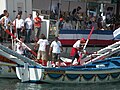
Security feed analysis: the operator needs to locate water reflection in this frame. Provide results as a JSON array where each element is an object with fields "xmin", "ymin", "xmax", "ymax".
[{"xmin": 0, "ymin": 79, "xmax": 120, "ymax": 90}]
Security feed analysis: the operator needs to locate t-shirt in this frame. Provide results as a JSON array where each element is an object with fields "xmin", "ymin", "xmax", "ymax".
[
  {"xmin": 50, "ymin": 41, "xmax": 62, "ymax": 53},
  {"xmin": 16, "ymin": 42, "xmax": 26, "ymax": 55},
  {"xmin": 73, "ymin": 40, "xmax": 81, "ymax": 48},
  {"xmin": 13, "ymin": 18, "xmax": 24, "ymax": 29},
  {"xmin": 34, "ymin": 17, "xmax": 42, "ymax": 27},
  {"xmin": 37, "ymin": 39, "xmax": 49, "ymax": 51},
  {"xmin": 1, "ymin": 16, "xmax": 11, "ymax": 29},
  {"xmin": 25, "ymin": 17, "xmax": 33, "ymax": 29}
]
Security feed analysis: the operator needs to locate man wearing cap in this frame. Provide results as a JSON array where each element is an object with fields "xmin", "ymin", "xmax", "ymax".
[{"xmin": 70, "ymin": 38, "xmax": 86, "ymax": 65}]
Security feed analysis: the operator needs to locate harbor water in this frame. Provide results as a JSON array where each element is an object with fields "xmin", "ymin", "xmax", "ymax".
[{"xmin": 0, "ymin": 78, "xmax": 120, "ymax": 90}]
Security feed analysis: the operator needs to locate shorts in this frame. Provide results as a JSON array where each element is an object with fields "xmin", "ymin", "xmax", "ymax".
[
  {"xmin": 37, "ymin": 51, "xmax": 47, "ymax": 61},
  {"xmin": 70, "ymin": 47, "xmax": 77, "ymax": 56},
  {"xmin": 52, "ymin": 53, "xmax": 60, "ymax": 62}
]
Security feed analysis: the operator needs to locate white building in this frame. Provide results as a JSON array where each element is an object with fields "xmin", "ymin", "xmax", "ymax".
[{"xmin": 0, "ymin": 0, "xmax": 32, "ymax": 20}]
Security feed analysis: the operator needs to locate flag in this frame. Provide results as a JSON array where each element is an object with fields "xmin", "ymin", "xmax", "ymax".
[{"xmin": 113, "ymin": 27, "xmax": 120, "ymax": 39}]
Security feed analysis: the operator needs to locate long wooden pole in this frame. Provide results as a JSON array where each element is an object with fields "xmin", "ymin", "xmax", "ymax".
[
  {"xmin": 83, "ymin": 26, "xmax": 94, "ymax": 50},
  {"xmin": 5, "ymin": 30, "xmax": 37, "ymax": 57}
]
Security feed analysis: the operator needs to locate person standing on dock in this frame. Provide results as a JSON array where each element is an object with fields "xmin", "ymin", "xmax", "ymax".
[
  {"xmin": 70, "ymin": 38, "xmax": 86, "ymax": 65},
  {"xmin": 0, "ymin": 10, "xmax": 8, "ymax": 42},
  {"xmin": 13, "ymin": 14, "xmax": 24, "ymax": 39},
  {"xmin": 0, "ymin": 13, "xmax": 12, "ymax": 42},
  {"xmin": 24, "ymin": 14, "xmax": 33, "ymax": 43},
  {"xmin": 34, "ymin": 11, "xmax": 42, "ymax": 41},
  {"xmin": 49, "ymin": 37, "xmax": 63, "ymax": 67}
]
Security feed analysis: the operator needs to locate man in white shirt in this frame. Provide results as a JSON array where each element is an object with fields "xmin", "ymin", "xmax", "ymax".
[
  {"xmin": 49, "ymin": 37, "xmax": 63, "ymax": 66},
  {"xmin": 35, "ymin": 34, "xmax": 49, "ymax": 66},
  {"xmin": 24, "ymin": 14, "xmax": 33, "ymax": 43},
  {"xmin": 0, "ymin": 12, "xmax": 12, "ymax": 42},
  {"xmin": 70, "ymin": 38, "xmax": 86, "ymax": 65},
  {"xmin": 13, "ymin": 14, "xmax": 24, "ymax": 39},
  {"xmin": 0, "ymin": 10, "xmax": 8, "ymax": 42},
  {"xmin": 15, "ymin": 37, "xmax": 26, "ymax": 55}
]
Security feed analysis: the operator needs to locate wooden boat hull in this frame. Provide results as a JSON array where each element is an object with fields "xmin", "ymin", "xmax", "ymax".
[
  {"xmin": 16, "ymin": 57, "xmax": 120, "ymax": 83},
  {"xmin": 16, "ymin": 66, "xmax": 120, "ymax": 83},
  {"xmin": 40, "ymin": 69, "xmax": 120, "ymax": 83}
]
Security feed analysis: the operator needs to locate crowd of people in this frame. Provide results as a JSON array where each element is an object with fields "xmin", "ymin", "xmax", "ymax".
[
  {"xmin": 0, "ymin": 7, "xmax": 118, "ymax": 67},
  {"xmin": 14, "ymin": 34, "xmax": 87, "ymax": 67},
  {"xmin": 0, "ymin": 6, "xmax": 119, "ymax": 42},
  {"xmin": 14, "ymin": 34, "xmax": 64, "ymax": 67},
  {"xmin": 0, "ymin": 9, "xmax": 87, "ymax": 67},
  {"xmin": 0, "ymin": 9, "xmax": 64, "ymax": 67},
  {"xmin": 16, "ymin": 35, "xmax": 88, "ymax": 67},
  {"xmin": 50, "ymin": 6, "xmax": 117, "ymax": 30},
  {"xmin": 0, "ymin": 10, "xmax": 42, "ymax": 43}
]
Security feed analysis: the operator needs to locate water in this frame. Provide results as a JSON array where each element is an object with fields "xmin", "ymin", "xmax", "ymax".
[{"xmin": 0, "ymin": 78, "xmax": 120, "ymax": 90}]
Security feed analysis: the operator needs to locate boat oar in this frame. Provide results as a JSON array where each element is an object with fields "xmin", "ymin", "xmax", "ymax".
[
  {"xmin": 5, "ymin": 29, "xmax": 37, "ymax": 57},
  {"xmin": 83, "ymin": 26, "xmax": 94, "ymax": 50},
  {"xmin": 78, "ymin": 26, "xmax": 94, "ymax": 65}
]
